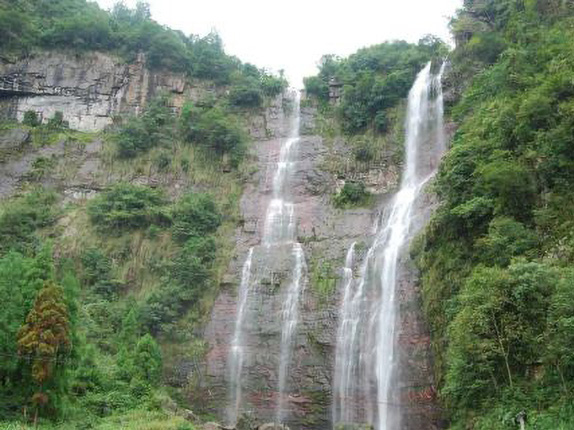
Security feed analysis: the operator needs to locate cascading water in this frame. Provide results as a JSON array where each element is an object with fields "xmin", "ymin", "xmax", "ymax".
[
  {"xmin": 227, "ymin": 247, "xmax": 254, "ymax": 425},
  {"xmin": 276, "ymin": 241, "xmax": 307, "ymax": 424},
  {"xmin": 332, "ymin": 62, "xmax": 446, "ymax": 430},
  {"xmin": 226, "ymin": 92, "xmax": 306, "ymax": 426},
  {"xmin": 332, "ymin": 242, "xmax": 357, "ymax": 424}
]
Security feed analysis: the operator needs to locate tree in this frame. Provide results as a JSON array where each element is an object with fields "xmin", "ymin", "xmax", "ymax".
[
  {"xmin": 545, "ymin": 270, "xmax": 574, "ymax": 390},
  {"xmin": 445, "ymin": 262, "xmax": 556, "ymax": 409},
  {"xmin": 17, "ymin": 281, "xmax": 70, "ymax": 423},
  {"xmin": 133, "ymin": 334, "xmax": 162, "ymax": 385}
]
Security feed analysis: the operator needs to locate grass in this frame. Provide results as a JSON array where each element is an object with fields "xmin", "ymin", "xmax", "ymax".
[{"xmin": 0, "ymin": 410, "xmax": 195, "ymax": 430}]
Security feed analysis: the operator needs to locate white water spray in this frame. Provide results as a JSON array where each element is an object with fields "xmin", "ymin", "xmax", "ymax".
[
  {"xmin": 226, "ymin": 92, "xmax": 306, "ymax": 426},
  {"xmin": 332, "ymin": 62, "xmax": 446, "ymax": 430},
  {"xmin": 227, "ymin": 248, "xmax": 254, "ymax": 425}
]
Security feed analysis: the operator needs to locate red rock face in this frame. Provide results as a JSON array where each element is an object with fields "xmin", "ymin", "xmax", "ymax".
[{"xmin": 195, "ymin": 103, "xmax": 444, "ymax": 430}]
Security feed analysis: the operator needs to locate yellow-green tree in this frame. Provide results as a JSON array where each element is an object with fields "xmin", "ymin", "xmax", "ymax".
[{"xmin": 17, "ymin": 281, "xmax": 70, "ymax": 424}]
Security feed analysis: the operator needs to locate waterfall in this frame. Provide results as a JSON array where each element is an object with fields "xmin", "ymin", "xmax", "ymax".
[
  {"xmin": 226, "ymin": 92, "xmax": 306, "ymax": 426},
  {"xmin": 273, "ymin": 93, "xmax": 307, "ymax": 424},
  {"xmin": 228, "ymin": 247, "xmax": 254, "ymax": 425},
  {"xmin": 276, "ymin": 241, "xmax": 307, "ymax": 424},
  {"xmin": 332, "ymin": 62, "xmax": 446, "ymax": 430},
  {"xmin": 333, "ymin": 242, "xmax": 357, "ymax": 424}
]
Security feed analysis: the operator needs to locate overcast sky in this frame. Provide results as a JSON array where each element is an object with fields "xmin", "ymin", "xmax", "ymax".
[{"xmin": 95, "ymin": 0, "xmax": 462, "ymax": 87}]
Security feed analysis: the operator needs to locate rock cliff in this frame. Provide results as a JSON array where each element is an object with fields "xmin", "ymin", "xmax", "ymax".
[
  {"xmin": 197, "ymin": 104, "xmax": 443, "ymax": 429},
  {"xmin": 0, "ymin": 51, "xmax": 193, "ymax": 131}
]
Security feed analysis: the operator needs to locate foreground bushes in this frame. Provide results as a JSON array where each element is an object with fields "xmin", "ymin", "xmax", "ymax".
[{"xmin": 415, "ymin": 4, "xmax": 574, "ymax": 428}]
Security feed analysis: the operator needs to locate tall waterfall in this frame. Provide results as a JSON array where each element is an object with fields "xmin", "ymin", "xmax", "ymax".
[
  {"xmin": 332, "ymin": 62, "xmax": 446, "ymax": 430},
  {"xmin": 226, "ymin": 92, "xmax": 306, "ymax": 426},
  {"xmin": 228, "ymin": 247, "xmax": 254, "ymax": 425}
]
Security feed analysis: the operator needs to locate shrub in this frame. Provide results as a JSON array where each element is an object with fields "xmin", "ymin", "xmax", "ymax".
[
  {"xmin": 0, "ymin": 188, "xmax": 58, "ymax": 255},
  {"xmin": 333, "ymin": 181, "xmax": 372, "ymax": 208},
  {"xmin": 228, "ymin": 78, "xmax": 263, "ymax": 108},
  {"xmin": 171, "ymin": 193, "xmax": 221, "ymax": 243},
  {"xmin": 22, "ymin": 110, "xmax": 40, "ymax": 127},
  {"xmin": 47, "ymin": 111, "xmax": 69, "ymax": 129},
  {"xmin": 116, "ymin": 97, "xmax": 174, "ymax": 159},
  {"xmin": 179, "ymin": 104, "xmax": 246, "ymax": 164},
  {"xmin": 261, "ymin": 73, "xmax": 288, "ymax": 97},
  {"xmin": 87, "ymin": 183, "xmax": 167, "ymax": 231},
  {"xmin": 303, "ymin": 76, "xmax": 329, "ymax": 102},
  {"xmin": 142, "ymin": 237, "xmax": 217, "ymax": 334},
  {"xmin": 81, "ymin": 248, "xmax": 123, "ymax": 298},
  {"xmin": 353, "ymin": 137, "xmax": 376, "ymax": 162}
]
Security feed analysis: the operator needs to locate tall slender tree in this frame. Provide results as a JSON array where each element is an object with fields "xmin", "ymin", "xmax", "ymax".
[{"xmin": 17, "ymin": 281, "xmax": 70, "ymax": 424}]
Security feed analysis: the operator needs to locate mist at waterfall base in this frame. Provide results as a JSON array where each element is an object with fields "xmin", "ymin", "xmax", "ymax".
[
  {"xmin": 226, "ymin": 92, "xmax": 306, "ymax": 426},
  {"xmin": 333, "ymin": 62, "xmax": 446, "ymax": 430}
]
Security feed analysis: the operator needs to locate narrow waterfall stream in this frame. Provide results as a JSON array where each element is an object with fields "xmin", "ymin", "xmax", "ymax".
[
  {"xmin": 332, "ymin": 62, "xmax": 446, "ymax": 430},
  {"xmin": 228, "ymin": 248, "xmax": 254, "ymax": 425},
  {"xmin": 226, "ymin": 92, "xmax": 306, "ymax": 426}
]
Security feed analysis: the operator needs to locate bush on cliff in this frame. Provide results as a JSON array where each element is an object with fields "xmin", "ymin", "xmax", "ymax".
[
  {"xmin": 333, "ymin": 181, "xmax": 372, "ymax": 208},
  {"xmin": 87, "ymin": 183, "xmax": 167, "ymax": 231},
  {"xmin": 179, "ymin": 103, "xmax": 247, "ymax": 165}
]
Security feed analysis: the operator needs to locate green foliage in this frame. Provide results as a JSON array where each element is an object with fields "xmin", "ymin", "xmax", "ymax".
[
  {"xmin": 132, "ymin": 335, "xmax": 162, "ymax": 385},
  {"xmin": 415, "ymin": 4, "xmax": 574, "ymax": 428},
  {"xmin": 81, "ymin": 248, "xmax": 123, "ymax": 298},
  {"xmin": 0, "ymin": 188, "xmax": 59, "ymax": 255},
  {"xmin": 179, "ymin": 103, "xmax": 246, "ymax": 164},
  {"xmin": 46, "ymin": 111, "xmax": 69, "ymax": 130},
  {"xmin": 143, "ymin": 236, "xmax": 216, "ymax": 333},
  {"xmin": 333, "ymin": 181, "xmax": 372, "ymax": 208},
  {"xmin": 352, "ymin": 136, "xmax": 377, "ymax": 162},
  {"xmin": 22, "ymin": 110, "xmax": 41, "ymax": 127},
  {"xmin": 303, "ymin": 76, "xmax": 329, "ymax": 102},
  {"xmin": 304, "ymin": 39, "xmax": 447, "ymax": 134},
  {"xmin": 475, "ymin": 217, "xmax": 538, "ymax": 266},
  {"xmin": 87, "ymin": 183, "xmax": 167, "ymax": 231},
  {"xmin": 116, "ymin": 96, "xmax": 174, "ymax": 159},
  {"xmin": 444, "ymin": 262, "xmax": 556, "ymax": 409},
  {"xmin": 171, "ymin": 193, "xmax": 221, "ymax": 243},
  {"xmin": 0, "ymin": 246, "xmax": 60, "ymax": 419}
]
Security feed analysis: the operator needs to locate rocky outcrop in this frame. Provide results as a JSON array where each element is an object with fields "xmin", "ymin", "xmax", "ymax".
[
  {"xmin": 0, "ymin": 51, "xmax": 192, "ymax": 131},
  {"xmin": 0, "ymin": 51, "xmax": 288, "ymax": 138}
]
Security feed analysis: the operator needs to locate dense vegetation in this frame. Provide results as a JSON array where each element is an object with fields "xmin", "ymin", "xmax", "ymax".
[
  {"xmin": 0, "ymin": 178, "xmax": 225, "ymax": 428},
  {"xmin": 413, "ymin": 1, "xmax": 574, "ymax": 428},
  {"xmin": 0, "ymin": 1, "xmax": 279, "ymax": 428},
  {"xmin": 303, "ymin": 39, "xmax": 445, "ymax": 212},
  {"xmin": 0, "ymin": 0, "xmax": 287, "ymax": 105},
  {"xmin": 304, "ymin": 38, "xmax": 446, "ymax": 134}
]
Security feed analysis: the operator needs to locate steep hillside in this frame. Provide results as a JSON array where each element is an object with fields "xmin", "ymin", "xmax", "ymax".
[
  {"xmin": 0, "ymin": 1, "xmax": 288, "ymax": 429},
  {"xmin": 413, "ymin": 1, "xmax": 574, "ymax": 428}
]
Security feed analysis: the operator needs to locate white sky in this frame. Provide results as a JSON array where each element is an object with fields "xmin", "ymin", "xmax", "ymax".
[{"xmin": 95, "ymin": 0, "xmax": 462, "ymax": 87}]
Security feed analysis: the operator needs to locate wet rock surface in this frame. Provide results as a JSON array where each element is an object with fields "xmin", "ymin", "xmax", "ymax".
[{"xmin": 199, "ymin": 103, "xmax": 444, "ymax": 429}]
